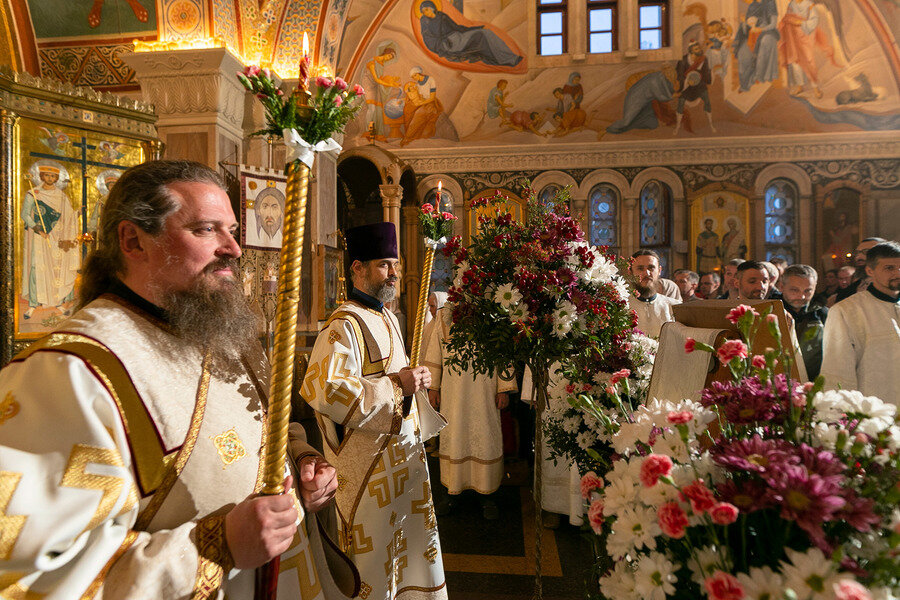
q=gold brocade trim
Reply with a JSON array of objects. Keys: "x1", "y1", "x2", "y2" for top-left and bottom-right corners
[
  {"x1": 0, "y1": 392, "x2": 20, "y2": 425},
  {"x1": 191, "y1": 514, "x2": 232, "y2": 600},
  {"x1": 79, "y1": 530, "x2": 139, "y2": 600},
  {"x1": 60, "y1": 444, "x2": 133, "y2": 535},
  {"x1": 12, "y1": 333, "x2": 176, "y2": 496},
  {"x1": 396, "y1": 582, "x2": 447, "y2": 597},
  {"x1": 0, "y1": 471, "x2": 26, "y2": 559},
  {"x1": 133, "y1": 354, "x2": 210, "y2": 531},
  {"x1": 0, "y1": 574, "x2": 46, "y2": 600},
  {"x1": 324, "y1": 311, "x2": 390, "y2": 376}
]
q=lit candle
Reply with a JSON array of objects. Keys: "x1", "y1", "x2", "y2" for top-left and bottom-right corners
[
  {"x1": 437, "y1": 181, "x2": 442, "y2": 210},
  {"x1": 299, "y1": 32, "x2": 310, "y2": 93}
]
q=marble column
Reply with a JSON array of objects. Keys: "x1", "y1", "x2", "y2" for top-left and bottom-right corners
[{"x1": 122, "y1": 47, "x2": 246, "y2": 168}]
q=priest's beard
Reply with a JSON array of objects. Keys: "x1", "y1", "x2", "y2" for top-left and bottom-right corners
[
  {"x1": 160, "y1": 258, "x2": 259, "y2": 376},
  {"x1": 358, "y1": 272, "x2": 397, "y2": 304}
]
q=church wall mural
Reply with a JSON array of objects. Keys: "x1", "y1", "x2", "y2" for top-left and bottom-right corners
[{"x1": 339, "y1": 0, "x2": 900, "y2": 147}]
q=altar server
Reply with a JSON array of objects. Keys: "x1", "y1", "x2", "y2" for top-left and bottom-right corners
[
  {"x1": 821, "y1": 241, "x2": 900, "y2": 405},
  {"x1": 424, "y1": 305, "x2": 517, "y2": 519},
  {"x1": 301, "y1": 222, "x2": 448, "y2": 600},
  {"x1": 0, "y1": 160, "x2": 353, "y2": 600}
]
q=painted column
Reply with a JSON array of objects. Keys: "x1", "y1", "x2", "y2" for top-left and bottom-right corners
[{"x1": 0, "y1": 108, "x2": 17, "y2": 365}]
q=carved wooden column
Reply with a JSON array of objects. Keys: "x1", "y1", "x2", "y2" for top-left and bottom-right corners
[
  {"x1": 380, "y1": 183, "x2": 403, "y2": 253},
  {"x1": 123, "y1": 48, "x2": 245, "y2": 168},
  {"x1": 0, "y1": 109, "x2": 17, "y2": 364}
]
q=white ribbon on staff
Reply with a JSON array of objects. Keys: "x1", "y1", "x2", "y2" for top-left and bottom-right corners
[
  {"x1": 425, "y1": 237, "x2": 447, "y2": 249},
  {"x1": 282, "y1": 128, "x2": 342, "y2": 168}
]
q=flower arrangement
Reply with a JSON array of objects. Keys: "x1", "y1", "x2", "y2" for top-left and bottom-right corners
[
  {"x1": 236, "y1": 66, "x2": 365, "y2": 145},
  {"x1": 418, "y1": 201, "x2": 456, "y2": 243},
  {"x1": 442, "y1": 187, "x2": 636, "y2": 382},
  {"x1": 581, "y1": 306, "x2": 899, "y2": 600}
]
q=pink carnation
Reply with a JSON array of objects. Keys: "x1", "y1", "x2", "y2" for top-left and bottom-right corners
[
  {"x1": 710, "y1": 502, "x2": 739, "y2": 525},
  {"x1": 726, "y1": 304, "x2": 758, "y2": 325},
  {"x1": 717, "y1": 340, "x2": 749, "y2": 365},
  {"x1": 609, "y1": 368, "x2": 631, "y2": 385},
  {"x1": 680, "y1": 480, "x2": 717, "y2": 513},
  {"x1": 316, "y1": 75, "x2": 333, "y2": 88},
  {"x1": 421, "y1": 203, "x2": 434, "y2": 213},
  {"x1": 657, "y1": 501, "x2": 689, "y2": 538},
  {"x1": 704, "y1": 571, "x2": 744, "y2": 600},
  {"x1": 587, "y1": 499, "x2": 604, "y2": 534},
  {"x1": 441, "y1": 212, "x2": 455, "y2": 220},
  {"x1": 334, "y1": 76, "x2": 348, "y2": 90},
  {"x1": 833, "y1": 580, "x2": 872, "y2": 600},
  {"x1": 244, "y1": 65, "x2": 261, "y2": 77},
  {"x1": 580, "y1": 471, "x2": 605, "y2": 500},
  {"x1": 766, "y1": 313, "x2": 778, "y2": 324},
  {"x1": 667, "y1": 410, "x2": 692, "y2": 425},
  {"x1": 262, "y1": 67, "x2": 272, "y2": 79},
  {"x1": 751, "y1": 355, "x2": 767, "y2": 369},
  {"x1": 640, "y1": 454, "x2": 674, "y2": 488},
  {"x1": 685, "y1": 338, "x2": 696, "y2": 353},
  {"x1": 352, "y1": 83, "x2": 365, "y2": 96}
]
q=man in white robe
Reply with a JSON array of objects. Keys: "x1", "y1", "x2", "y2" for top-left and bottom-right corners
[
  {"x1": 423, "y1": 306, "x2": 517, "y2": 520},
  {"x1": 20, "y1": 161, "x2": 80, "y2": 319},
  {"x1": 0, "y1": 160, "x2": 355, "y2": 600},
  {"x1": 821, "y1": 241, "x2": 900, "y2": 405},
  {"x1": 301, "y1": 222, "x2": 448, "y2": 600},
  {"x1": 628, "y1": 250, "x2": 680, "y2": 338}
]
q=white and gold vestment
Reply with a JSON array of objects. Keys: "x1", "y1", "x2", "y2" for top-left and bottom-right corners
[
  {"x1": 301, "y1": 298, "x2": 447, "y2": 600},
  {"x1": 0, "y1": 295, "x2": 355, "y2": 599},
  {"x1": 423, "y1": 307, "x2": 517, "y2": 495}
]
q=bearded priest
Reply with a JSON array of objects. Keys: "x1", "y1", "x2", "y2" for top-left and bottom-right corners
[
  {"x1": 0, "y1": 160, "x2": 357, "y2": 599},
  {"x1": 301, "y1": 222, "x2": 448, "y2": 600}
]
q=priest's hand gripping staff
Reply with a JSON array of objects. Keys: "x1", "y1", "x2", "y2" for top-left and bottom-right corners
[{"x1": 237, "y1": 34, "x2": 365, "y2": 600}]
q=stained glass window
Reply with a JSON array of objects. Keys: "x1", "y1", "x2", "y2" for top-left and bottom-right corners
[
  {"x1": 639, "y1": 180, "x2": 671, "y2": 275},
  {"x1": 539, "y1": 183, "x2": 564, "y2": 211},
  {"x1": 588, "y1": 183, "x2": 618, "y2": 252},
  {"x1": 764, "y1": 179, "x2": 798, "y2": 265}
]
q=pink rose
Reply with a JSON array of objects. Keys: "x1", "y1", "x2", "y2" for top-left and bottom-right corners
[
  {"x1": 316, "y1": 75, "x2": 333, "y2": 88},
  {"x1": 710, "y1": 502, "x2": 739, "y2": 525},
  {"x1": 244, "y1": 65, "x2": 261, "y2": 77},
  {"x1": 580, "y1": 471, "x2": 605, "y2": 500},
  {"x1": 684, "y1": 338, "x2": 696, "y2": 353},
  {"x1": 833, "y1": 580, "x2": 872, "y2": 600},
  {"x1": 352, "y1": 83, "x2": 365, "y2": 96},
  {"x1": 587, "y1": 499, "x2": 604, "y2": 534},
  {"x1": 640, "y1": 454, "x2": 674, "y2": 488},
  {"x1": 667, "y1": 410, "x2": 692, "y2": 425},
  {"x1": 657, "y1": 501, "x2": 689, "y2": 538},
  {"x1": 726, "y1": 304, "x2": 758, "y2": 325},
  {"x1": 704, "y1": 571, "x2": 744, "y2": 600},
  {"x1": 334, "y1": 77, "x2": 348, "y2": 90},
  {"x1": 717, "y1": 340, "x2": 749, "y2": 365},
  {"x1": 680, "y1": 480, "x2": 716, "y2": 513}
]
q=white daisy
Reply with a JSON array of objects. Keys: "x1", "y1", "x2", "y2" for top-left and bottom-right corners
[
  {"x1": 781, "y1": 547, "x2": 840, "y2": 600},
  {"x1": 509, "y1": 303, "x2": 529, "y2": 323},
  {"x1": 736, "y1": 566, "x2": 784, "y2": 600},
  {"x1": 602, "y1": 476, "x2": 638, "y2": 517},
  {"x1": 688, "y1": 545, "x2": 724, "y2": 586},
  {"x1": 634, "y1": 552, "x2": 677, "y2": 600},
  {"x1": 494, "y1": 283, "x2": 522, "y2": 309},
  {"x1": 599, "y1": 561, "x2": 638, "y2": 599}
]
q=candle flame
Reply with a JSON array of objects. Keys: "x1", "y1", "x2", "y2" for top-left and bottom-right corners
[
  {"x1": 302, "y1": 32, "x2": 309, "y2": 59},
  {"x1": 437, "y1": 181, "x2": 442, "y2": 194}
]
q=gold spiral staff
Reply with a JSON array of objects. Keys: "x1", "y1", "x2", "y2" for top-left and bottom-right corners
[
  {"x1": 261, "y1": 159, "x2": 308, "y2": 495},
  {"x1": 409, "y1": 243, "x2": 435, "y2": 367}
]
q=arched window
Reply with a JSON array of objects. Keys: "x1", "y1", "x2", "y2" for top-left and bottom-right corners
[
  {"x1": 639, "y1": 180, "x2": 672, "y2": 276},
  {"x1": 538, "y1": 183, "x2": 564, "y2": 212},
  {"x1": 764, "y1": 179, "x2": 798, "y2": 264},
  {"x1": 588, "y1": 183, "x2": 618, "y2": 253}
]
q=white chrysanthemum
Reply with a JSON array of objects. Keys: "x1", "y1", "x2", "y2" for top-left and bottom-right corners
[
  {"x1": 602, "y1": 476, "x2": 638, "y2": 517},
  {"x1": 576, "y1": 430, "x2": 598, "y2": 450},
  {"x1": 554, "y1": 300, "x2": 578, "y2": 322},
  {"x1": 494, "y1": 283, "x2": 522, "y2": 309},
  {"x1": 612, "y1": 277, "x2": 631, "y2": 303},
  {"x1": 736, "y1": 566, "x2": 784, "y2": 600},
  {"x1": 582, "y1": 254, "x2": 618, "y2": 285},
  {"x1": 509, "y1": 303, "x2": 529, "y2": 323},
  {"x1": 618, "y1": 506, "x2": 660, "y2": 554},
  {"x1": 638, "y1": 463, "x2": 687, "y2": 507},
  {"x1": 781, "y1": 547, "x2": 840, "y2": 600},
  {"x1": 482, "y1": 283, "x2": 497, "y2": 300},
  {"x1": 859, "y1": 417, "x2": 892, "y2": 437},
  {"x1": 634, "y1": 552, "x2": 677, "y2": 600},
  {"x1": 886, "y1": 426, "x2": 900, "y2": 452},
  {"x1": 552, "y1": 319, "x2": 573, "y2": 338},
  {"x1": 813, "y1": 390, "x2": 895, "y2": 428},
  {"x1": 810, "y1": 422, "x2": 840, "y2": 451},
  {"x1": 688, "y1": 545, "x2": 723, "y2": 585},
  {"x1": 599, "y1": 561, "x2": 638, "y2": 600},
  {"x1": 652, "y1": 429, "x2": 692, "y2": 463},
  {"x1": 691, "y1": 451, "x2": 723, "y2": 485},
  {"x1": 610, "y1": 420, "x2": 654, "y2": 454}
]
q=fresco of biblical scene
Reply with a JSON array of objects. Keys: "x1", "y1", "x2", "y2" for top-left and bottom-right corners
[
  {"x1": 14, "y1": 119, "x2": 143, "y2": 337},
  {"x1": 26, "y1": 0, "x2": 156, "y2": 38},
  {"x1": 820, "y1": 187, "x2": 861, "y2": 271},
  {"x1": 345, "y1": 0, "x2": 899, "y2": 148},
  {"x1": 689, "y1": 191, "x2": 752, "y2": 275},
  {"x1": 241, "y1": 171, "x2": 288, "y2": 251}
]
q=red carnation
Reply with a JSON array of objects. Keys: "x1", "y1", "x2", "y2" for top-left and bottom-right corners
[
  {"x1": 704, "y1": 571, "x2": 744, "y2": 600},
  {"x1": 726, "y1": 304, "x2": 758, "y2": 325},
  {"x1": 685, "y1": 338, "x2": 696, "y2": 353},
  {"x1": 657, "y1": 501, "x2": 689, "y2": 538},
  {"x1": 680, "y1": 480, "x2": 717, "y2": 513},
  {"x1": 710, "y1": 502, "x2": 739, "y2": 525},
  {"x1": 639, "y1": 454, "x2": 673, "y2": 488}
]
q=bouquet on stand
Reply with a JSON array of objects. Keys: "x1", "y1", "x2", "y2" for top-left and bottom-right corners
[
  {"x1": 579, "y1": 305, "x2": 899, "y2": 600},
  {"x1": 441, "y1": 187, "x2": 639, "y2": 597}
]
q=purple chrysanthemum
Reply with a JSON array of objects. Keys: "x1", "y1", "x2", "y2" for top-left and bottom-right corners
[
  {"x1": 700, "y1": 376, "x2": 792, "y2": 425},
  {"x1": 767, "y1": 465, "x2": 846, "y2": 542},
  {"x1": 716, "y1": 479, "x2": 774, "y2": 513},
  {"x1": 711, "y1": 435, "x2": 795, "y2": 474}
]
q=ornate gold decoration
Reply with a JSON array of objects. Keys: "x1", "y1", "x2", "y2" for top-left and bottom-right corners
[
  {"x1": 387, "y1": 438, "x2": 407, "y2": 468},
  {"x1": 0, "y1": 391, "x2": 19, "y2": 424},
  {"x1": 411, "y1": 481, "x2": 437, "y2": 530},
  {"x1": 262, "y1": 160, "x2": 309, "y2": 496},
  {"x1": 211, "y1": 428, "x2": 247, "y2": 467},
  {"x1": 328, "y1": 330, "x2": 341, "y2": 344},
  {"x1": 0, "y1": 471, "x2": 26, "y2": 559},
  {"x1": 358, "y1": 582, "x2": 372, "y2": 599},
  {"x1": 384, "y1": 529, "x2": 408, "y2": 586},
  {"x1": 337, "y1": 473, "x2": 348, "y2": 492},
  {"x1": 279, "y1": 546, "x2": 323, "y2": 599},
  {"x1": 59, "y1": 444, "x2": 131, "y2": 534},
  {"x1": 349, "y1": 522, "x2": 374, "y2": 554},
  {"x1": 409, "y1": 245, "x2": 436, "y2": 367},
  {"x1": 423, "y1": 544, "x2": 438, "y2": 565},
  {"x1": 193, "y1": 514, "x2": 232, "y2": 599}
]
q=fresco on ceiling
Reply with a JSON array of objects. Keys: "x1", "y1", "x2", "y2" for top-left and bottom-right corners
[
  {"x1": 27, "y1": 0, "x2": 157, "y2": 39},
  {"x1": 343, "y1": 0, "x2": 899, "y2": 149}
]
